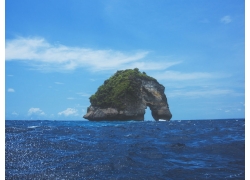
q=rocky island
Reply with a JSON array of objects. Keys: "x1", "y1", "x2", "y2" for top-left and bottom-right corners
[{"x1": 83, "y1": 68, "x2": 172, "y2": 121}]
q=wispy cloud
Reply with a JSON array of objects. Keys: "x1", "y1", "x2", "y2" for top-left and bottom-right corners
[
  {"x1": 5, "y1": 37, "x2": 179, "y2": 72},
  {"x1": 220, "y1": 15, "x2": 232, "y2": 24},
  {"x1": 122, "y1": 61, "x2": 182, "y2": 71},
  {"x1": 153, "y1": 71, "x2": 217, "y2": 81},
  {"x1": 7, "y1": 88, "x2": 15, "y2": 92},
  {"x1": 168, "y1": 88, "x2": 237, "y2": 98},
  {"x1": 215, "y1": 102, "x2": 245, "y2": 113},
  {"x1": 58, "y1": 108, "x2": 78, "y2": 116},
  {"x1": 77, "y1": 92, "x2": 91, "y2": 97},
  {"x1": 28, "y1": 108, "x2": 45, "y2": 116}
]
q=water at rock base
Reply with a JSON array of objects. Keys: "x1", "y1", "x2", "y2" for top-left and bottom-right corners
[{"x1": 6, "y1": 119, "x2": 245, "y2": 179}]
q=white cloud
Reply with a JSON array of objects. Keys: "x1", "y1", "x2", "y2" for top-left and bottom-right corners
[
  {"x1": 221, "y1": 15, "x2": 232, "y2": 24},
  {"x1": 5, "y1": 37, "x2": 180, "y2": 72},
  {"x1": 7, "y1": 88, "x2": 15, "y2": 92},
  {"x1": 58, "y1": 108, "x2": 78, "y2": 116},
  {"x1": 28, "y1": 108, "x2": 45, "y2": 116}
]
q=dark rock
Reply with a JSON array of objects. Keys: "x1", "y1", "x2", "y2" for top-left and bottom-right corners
[{"x1": 83, "y1": 68, "x2": 172, "y2": 121}]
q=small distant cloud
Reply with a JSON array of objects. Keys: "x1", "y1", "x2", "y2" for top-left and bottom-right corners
[
  {"x1": 58, "y1": 108, "x2": 78, "y2": 116},
  {"x1": 28, "y1": 108, "x2": 45, "y2": 116},
  {"x1": 55, "y1": 82, "x2": 64, "y2": 85},
  {"x1": 67, "y1": 97, "x2": 75, "y2": 100},
  {"x1": 7, "y1": 75, "x2": 14, "y2": 77},
  {"x1": 225, "y1": 110, "x2": 230, "y2": 113},
  {"x1": 221, "y1": 15, "x2": 232, "y2": 24},
  {"x1": 12, "y1": 111, "x2": 19, "y2": 116},
  {"x1": 7, "y1": 88, "x2": 15, "y2": 92}
]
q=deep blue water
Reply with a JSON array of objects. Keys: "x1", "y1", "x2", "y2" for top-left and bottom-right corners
[{"x1": 6, "y1": 119, "x2": 245, "y2": 179}]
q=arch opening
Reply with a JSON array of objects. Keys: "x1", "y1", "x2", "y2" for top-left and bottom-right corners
[{"x1": 144, "y1": 106, "x2": 154, "y2": 121}]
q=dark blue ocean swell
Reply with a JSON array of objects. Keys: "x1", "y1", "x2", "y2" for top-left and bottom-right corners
[{"x1": 5, "y1": 119, "x2": 245, "y2": 179}]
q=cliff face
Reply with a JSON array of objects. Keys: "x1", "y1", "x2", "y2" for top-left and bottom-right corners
[{"x1": 83, "y1": 69, "x2": 172, "y2": 121}]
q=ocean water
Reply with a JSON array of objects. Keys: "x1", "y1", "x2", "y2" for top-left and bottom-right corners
[{"x1": 6, "y1": 119, "x2": 245, "y2": 180}]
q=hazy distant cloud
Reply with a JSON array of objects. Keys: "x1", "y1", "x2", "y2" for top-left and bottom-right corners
[
  {"x1": 221, "y1": 15, "x2": 232, "y2": 24},
  {"x1": 58, "y1": 108, "x2": 78, "y2": 116},
  {"x1": 67, "y1": 97, "x2": 75, "y2": 100},
  {"x1": 215, "y1": 102, "x2": 244, "y2": 113},
  {"x1": 122, "y1": 61, "x2": 181, "y2": 71},
  {"x1": 55, "y1": 82, "x2": 64, "y2": 85},
  {"x1": 199, "y1": 18, "x2": 210, "y2": 23},
  {"x1": 12, "y1": 111, "x2": 19, "y2": 116},
  {"x1": 153, "y1": 71, "x2": 215, "y2": 81},
  {"x1": 28, "y1": 108, "x2": 45, "y2": 116},
  {"x1": 7, "y1": 88, "x2": 15, "y2": 92},
  {"x1": 168, "y1": 89, "x2": 235, "y2": 98},
  {"x1": 77, "y1": 92, "x2": 91, "y2": 97},
  {"x1": 5, "y1": 37, "x2": 178, "y2": 72}
]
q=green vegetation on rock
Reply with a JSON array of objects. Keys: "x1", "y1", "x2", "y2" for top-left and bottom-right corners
[{"x1": 89, "y1": 68, "x2": 157, "y2": 110}]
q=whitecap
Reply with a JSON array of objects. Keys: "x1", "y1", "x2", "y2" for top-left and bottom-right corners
[
  {"x1": 125, "y1": 134, "x2": 133, "y2": 137},
  {"x1": 28, "y1": 126, "x2": 38, "y2": 128}
]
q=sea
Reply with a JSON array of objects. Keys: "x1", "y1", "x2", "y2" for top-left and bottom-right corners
[{"x1": 5, "y1": 119, "x2": 245, "y2": 180}]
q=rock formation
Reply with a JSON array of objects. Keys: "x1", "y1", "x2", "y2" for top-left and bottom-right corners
[{"x1": 83, "y1": 68, "x2": 172, "y2": 121}]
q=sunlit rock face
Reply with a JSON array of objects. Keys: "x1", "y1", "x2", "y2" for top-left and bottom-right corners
[{"x1": 83, "y1": 69, "x2": 172, "y2": 121}]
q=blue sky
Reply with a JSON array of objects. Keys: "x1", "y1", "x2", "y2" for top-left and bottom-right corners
[{"x1": 5, "y1": 0, "x2": 245, "y2": 120}]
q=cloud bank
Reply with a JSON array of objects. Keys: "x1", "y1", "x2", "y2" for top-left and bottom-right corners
[{"x1": 5, "y1": 37, "x2": 179, "y2": 72}]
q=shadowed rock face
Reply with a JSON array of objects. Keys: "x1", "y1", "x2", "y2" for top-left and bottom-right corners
[
  {"x1": 83, "y1": 69, "x2": 172, "y2": 121},
  {"x1": 141, "y1": 80, "x2": 172, "y2": 121}
]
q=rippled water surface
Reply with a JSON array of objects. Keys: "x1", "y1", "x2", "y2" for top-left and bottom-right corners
[{"x1": 6, "y1": 119, "x2": 245, "y2": 179}]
